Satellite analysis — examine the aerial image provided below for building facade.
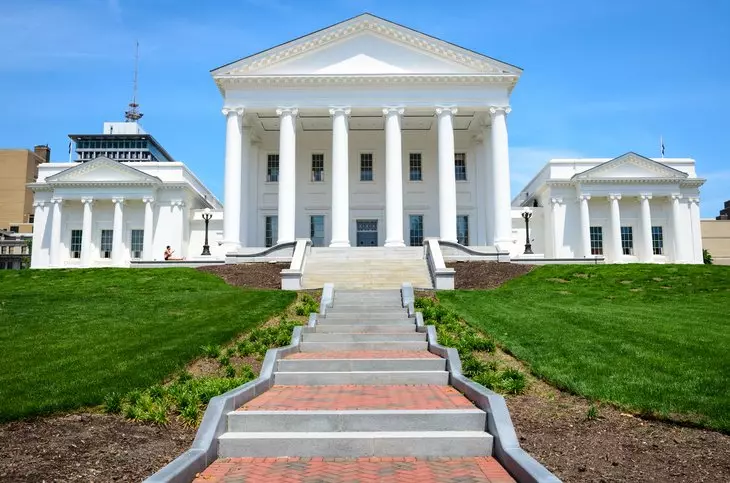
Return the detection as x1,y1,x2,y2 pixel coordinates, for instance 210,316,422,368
0,145,49,234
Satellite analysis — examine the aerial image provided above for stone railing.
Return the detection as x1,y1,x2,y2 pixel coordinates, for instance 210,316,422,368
423,238,455,290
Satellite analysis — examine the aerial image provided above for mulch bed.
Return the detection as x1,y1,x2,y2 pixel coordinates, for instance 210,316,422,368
507,383,730,483
0,413,194,482
198,263,289,289
447,261,533,289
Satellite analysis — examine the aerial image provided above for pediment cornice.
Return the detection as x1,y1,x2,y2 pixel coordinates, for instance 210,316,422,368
572,152,688,181
45,157,162,186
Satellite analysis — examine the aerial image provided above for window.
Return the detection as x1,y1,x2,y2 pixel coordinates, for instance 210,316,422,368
21,245,27,254
409,215,424,247
266,154,279,182
29,215,34,224
70,229,82,259
9,226,18,233
130,229,144,259
457,215,469,245
310,215,325,247
409,153,422,181
265,216,278,247
455,153,467,181
621,226,634,255
589,226,603,255
311,154,324,182
1,246,6,254
100,229,113,258
360,153,373,181
652,226,664,255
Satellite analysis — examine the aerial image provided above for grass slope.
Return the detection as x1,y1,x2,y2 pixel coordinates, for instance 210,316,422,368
0,268,294,422
439,264,730,433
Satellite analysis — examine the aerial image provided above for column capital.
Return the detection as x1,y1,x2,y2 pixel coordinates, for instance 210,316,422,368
550,197,563,206
489,106,512,117
221,106,244,117
608,193,622,201
276,107,299,117
578,194,591,202
435,106,458,117
33,200,46,208
671,193,683,201
80,197,94,205
142,196,155,204
688,196,700,204
51,197,63,205
639,193,653,201
382,107,404,117
171,200,185,207
112,197,125,205
329,107,351,117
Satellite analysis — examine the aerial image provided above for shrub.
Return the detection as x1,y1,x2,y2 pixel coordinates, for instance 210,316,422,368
704,249,713,265
103,392,123,414
218,355,230,367
224,364,236,378
200,344,220,359
179,402,200,427
495,368,527,395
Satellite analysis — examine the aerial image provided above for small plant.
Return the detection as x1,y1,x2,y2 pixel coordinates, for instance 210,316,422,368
586,404,599,420
200,344,221,359
224,364,237,378
294,293,319,315
703,249,713,265
103,392,123,414
496,368,527,395
218,355,231,367
179,402,200,427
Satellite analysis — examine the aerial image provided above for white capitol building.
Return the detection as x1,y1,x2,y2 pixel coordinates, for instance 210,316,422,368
29,14,706,285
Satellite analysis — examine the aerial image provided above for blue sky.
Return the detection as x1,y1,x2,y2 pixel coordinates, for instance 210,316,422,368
1,0,728,217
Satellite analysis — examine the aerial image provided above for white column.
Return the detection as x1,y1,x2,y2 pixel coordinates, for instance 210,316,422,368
50,198,62,267
609,194,622,261
31,201,46,268
639,194,653,262
688,197,702,264
671,193,685,262
578,194,591,258
276,108,298,244
330,107,351,247
489,106,513,250
112,197,125,266
143,197,154,260
436,107,458,243
550,197,563,257
239,125,251,246
81,197,94,267
481,126,494,245
384,107,405,247
171,200,185,254
222,107,243,247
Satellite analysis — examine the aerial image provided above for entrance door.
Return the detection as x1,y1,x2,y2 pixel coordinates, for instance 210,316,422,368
356,220,378,246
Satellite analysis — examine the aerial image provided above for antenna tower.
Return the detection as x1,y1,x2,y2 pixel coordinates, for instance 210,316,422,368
124,41,143,122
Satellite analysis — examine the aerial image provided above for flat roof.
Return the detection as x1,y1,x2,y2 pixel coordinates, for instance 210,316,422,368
67,133,175,161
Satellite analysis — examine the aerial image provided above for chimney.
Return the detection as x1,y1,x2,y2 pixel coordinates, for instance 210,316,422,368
33,145,51,163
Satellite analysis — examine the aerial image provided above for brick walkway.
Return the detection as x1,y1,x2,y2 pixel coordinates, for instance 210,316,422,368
240,385,476,410
193,456,515,482
285,351,441,359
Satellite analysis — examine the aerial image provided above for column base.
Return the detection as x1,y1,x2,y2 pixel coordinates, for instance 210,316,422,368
439,237,458,244
329,240,350,248
384,240,405,247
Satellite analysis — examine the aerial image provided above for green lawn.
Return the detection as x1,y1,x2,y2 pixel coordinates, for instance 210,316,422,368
439,264,730,433
0,269,294,422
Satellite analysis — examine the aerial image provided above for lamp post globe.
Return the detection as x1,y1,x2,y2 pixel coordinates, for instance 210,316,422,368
201,208,213,256
521,208,534,255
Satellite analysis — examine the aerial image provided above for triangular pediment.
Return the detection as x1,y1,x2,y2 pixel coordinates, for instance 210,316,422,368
572,152,688,180
212,13,522,77
46,157,162,185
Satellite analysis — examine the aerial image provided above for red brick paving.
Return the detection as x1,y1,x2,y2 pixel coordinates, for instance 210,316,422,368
193,456,515,482
240,385,475,410
285,351,441,359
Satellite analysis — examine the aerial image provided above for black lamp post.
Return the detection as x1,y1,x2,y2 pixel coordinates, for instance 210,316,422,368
521,209,534,255
201,208,213,256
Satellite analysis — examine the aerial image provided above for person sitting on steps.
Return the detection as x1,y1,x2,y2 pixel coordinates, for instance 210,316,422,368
164,246,183,261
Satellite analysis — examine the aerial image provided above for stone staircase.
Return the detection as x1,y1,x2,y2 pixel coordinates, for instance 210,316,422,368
216,289,494,460
301,247,433,289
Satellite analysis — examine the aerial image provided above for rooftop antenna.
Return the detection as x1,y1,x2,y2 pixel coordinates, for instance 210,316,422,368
124,41,143,122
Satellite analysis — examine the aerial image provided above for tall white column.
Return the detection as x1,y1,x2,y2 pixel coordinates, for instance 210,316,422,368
330,108,351,247
112,197,125,266
550,197,563,257
688,197,702,264
578,194,591,258
171,200,185,255
436,107,458,243
489,106,513,250
276,108,298,244
609,194,622,261
482,126,494,245
671,193,685,262
384,107,405,247
50,198,62,267
81,197,94,267
639,194,653,262
31,201,46,268
239,125,251,246
143,196,154,260
222,107,243,247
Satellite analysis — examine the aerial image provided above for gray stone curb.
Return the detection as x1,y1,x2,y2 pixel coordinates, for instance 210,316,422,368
144,326,304,483
320,283,334,316
425,325,561,483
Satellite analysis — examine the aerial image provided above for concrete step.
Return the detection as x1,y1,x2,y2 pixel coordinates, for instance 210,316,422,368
277,358,446,372
328,305,407,312
302,333,425,343
317,318,415,325
274,370,449,385
227,409,486,432
322,312,410,320
312,324,416,333
300,341,428,352
218,431,493,458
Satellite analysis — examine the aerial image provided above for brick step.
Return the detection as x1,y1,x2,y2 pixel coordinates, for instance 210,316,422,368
300,341,428,352
277,358,446,372
227,409,486,432
218,431,493,458
307,324,416,333
273,370,449,385
302,333,426,342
